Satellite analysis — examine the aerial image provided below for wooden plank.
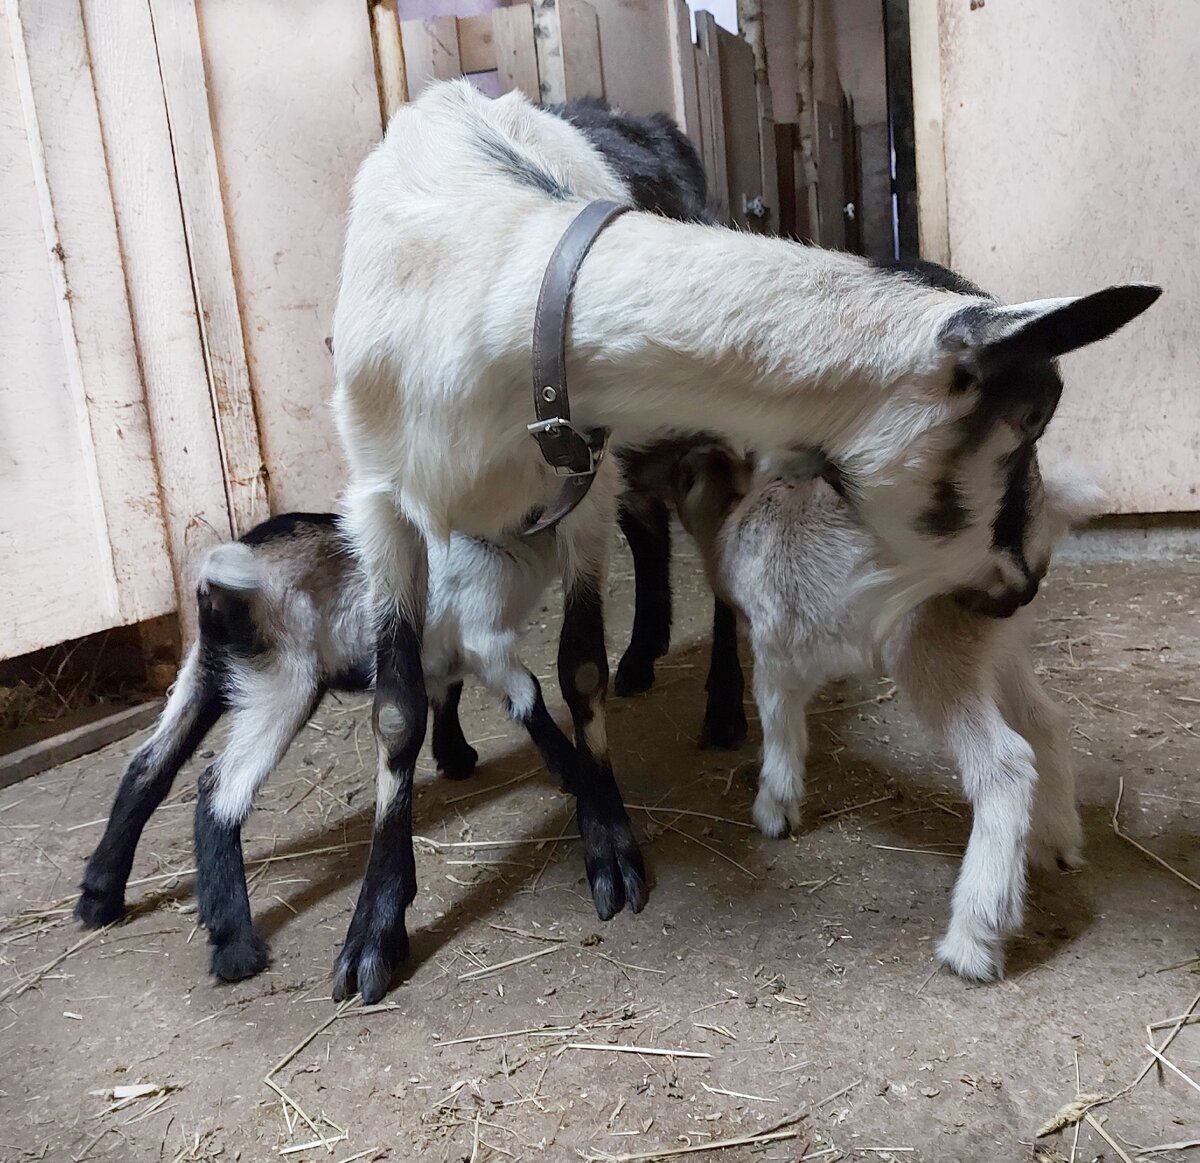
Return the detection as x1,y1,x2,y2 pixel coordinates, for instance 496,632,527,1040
694,12,728,221
0,0,121,657
667,0,701,149
457,12,496,74
84,0,233,642
815,98,846,248
0,702,162,792
372,0,409,121
587,0,673,118
195,0,380,514
557,0,603,101
401,15,463,97
10,0,175,629
491,6,539,100
902,0,942,262
716,26,762,231
148,0,270,537
757,79,780,234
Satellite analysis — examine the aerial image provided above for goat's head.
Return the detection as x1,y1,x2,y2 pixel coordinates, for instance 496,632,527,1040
836,269,1159,622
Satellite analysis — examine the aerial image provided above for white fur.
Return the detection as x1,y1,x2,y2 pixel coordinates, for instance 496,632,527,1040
332,80,1083,643
684,461,1105,982
195,518,565,827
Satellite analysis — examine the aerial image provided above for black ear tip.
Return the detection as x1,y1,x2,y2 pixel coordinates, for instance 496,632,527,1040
1117,283,1163,311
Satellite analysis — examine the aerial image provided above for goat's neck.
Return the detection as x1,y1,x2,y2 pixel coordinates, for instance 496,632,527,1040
568,218,960,466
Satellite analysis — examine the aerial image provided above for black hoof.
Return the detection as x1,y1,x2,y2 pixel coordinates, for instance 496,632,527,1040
210,931,270,982
698,708,748,751
578,810,648,921
332,919,410,1004
436,744,479,781
614,653,656,698
74,887,125,928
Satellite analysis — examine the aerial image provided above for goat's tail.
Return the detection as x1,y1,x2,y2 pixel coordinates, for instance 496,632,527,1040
196,543,271,655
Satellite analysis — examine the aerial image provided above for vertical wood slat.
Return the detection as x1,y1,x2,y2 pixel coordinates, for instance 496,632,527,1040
694,11,729,221
716,25,764,231
667,0,701,151
491,6,539,100
456,12,495,73
9,0,175,625
401,15,462,98
815,97,846,249
534,0,602,105
372,0,408,123
83,0,235,638
146,0,269,537
906,0,948,263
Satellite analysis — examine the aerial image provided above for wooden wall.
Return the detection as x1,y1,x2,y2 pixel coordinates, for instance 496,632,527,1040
912,0,1199,514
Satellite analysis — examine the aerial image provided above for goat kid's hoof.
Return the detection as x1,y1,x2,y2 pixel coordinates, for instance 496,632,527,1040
436,744,479,781
935,931,1004,983
614,654,656,697
332,923,410,1004
578,815,648,921
698,710,748,751
752,790,802,839
74,886,125,928
1027,826,1085,873
210,931,270,982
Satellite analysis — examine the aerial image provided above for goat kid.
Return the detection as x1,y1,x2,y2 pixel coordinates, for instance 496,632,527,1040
333,78,1157,999
675,443,1104,981
74,513,613,983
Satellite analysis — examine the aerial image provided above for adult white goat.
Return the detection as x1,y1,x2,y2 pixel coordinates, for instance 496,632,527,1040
331,79,1158,1001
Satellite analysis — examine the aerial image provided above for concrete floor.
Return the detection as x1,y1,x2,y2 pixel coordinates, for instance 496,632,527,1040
0,537,1197,1162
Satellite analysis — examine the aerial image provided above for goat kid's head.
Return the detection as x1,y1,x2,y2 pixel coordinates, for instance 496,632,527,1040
844,275,1160,622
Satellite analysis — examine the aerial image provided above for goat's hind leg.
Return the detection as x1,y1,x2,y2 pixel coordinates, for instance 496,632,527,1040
77,648,224,926
698,598,748,750
194,664,322,981
333,501,428,1004
557,514,648,919
614,494,672,696
430,680,478,780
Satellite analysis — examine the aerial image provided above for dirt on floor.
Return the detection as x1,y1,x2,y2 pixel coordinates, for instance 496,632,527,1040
0,537,1197,1163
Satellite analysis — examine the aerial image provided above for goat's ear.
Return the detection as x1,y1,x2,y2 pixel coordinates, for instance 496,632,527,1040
983,283,1161,364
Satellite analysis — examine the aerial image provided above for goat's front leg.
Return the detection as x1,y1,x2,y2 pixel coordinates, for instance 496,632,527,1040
557,507,648,919
194,664,322,981
998,655,1082,871
698,598,748,750
750,657,813,837
333,502,428,1004
614,493,672,696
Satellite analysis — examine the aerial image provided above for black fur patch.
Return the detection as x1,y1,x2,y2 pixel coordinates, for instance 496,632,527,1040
239,511,338,545
870,257,992,300
917,477,970,538
551,97,712,223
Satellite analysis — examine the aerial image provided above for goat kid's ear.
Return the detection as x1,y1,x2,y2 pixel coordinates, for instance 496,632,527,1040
979,283,1162,365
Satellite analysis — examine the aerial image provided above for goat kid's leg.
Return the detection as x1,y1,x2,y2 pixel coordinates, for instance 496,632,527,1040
614,495,672,697
430,680,478,780
751,662,812,837
333,502,428,1003
194,666,322,982
932,704,1038,982
557,573,647,920
699,598,748,750
77,649,224,926
999,656,1083,871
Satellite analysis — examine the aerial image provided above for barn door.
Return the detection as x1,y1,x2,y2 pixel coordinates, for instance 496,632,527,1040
910,0,1198,514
